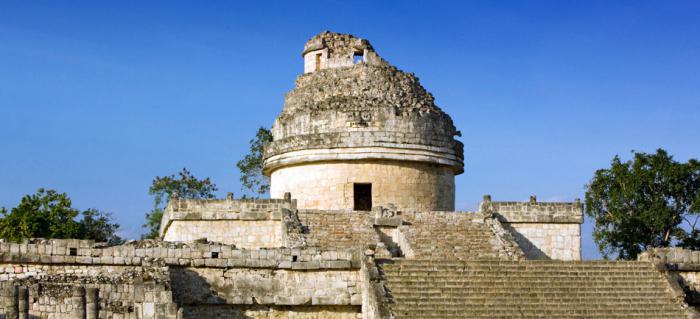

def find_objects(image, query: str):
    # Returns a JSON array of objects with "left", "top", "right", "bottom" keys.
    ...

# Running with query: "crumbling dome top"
[
  {"left": 263, "top": 31, "right": 464, "bottom": 175},
  {"left": 300, "top": 31, "right": 388, "bottom": 73}
]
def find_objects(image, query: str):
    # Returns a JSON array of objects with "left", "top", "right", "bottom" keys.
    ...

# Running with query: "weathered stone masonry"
[
  {"left": 159, "top": 198, "right": 299, "bottom": 248},
  {"left": 481, "top": 195, "right": 583, "bottom": 260},
  {"left": 3, "top": 31, "right": 698, "bottom": 319},
  {"left": 0, "top": 239, "right": 362, "bottom": 318}
]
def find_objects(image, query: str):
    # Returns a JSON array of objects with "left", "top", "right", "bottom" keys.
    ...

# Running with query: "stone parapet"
[
  {"left": 0, "top": 239, "right": 360, "bottom": 270},
  {"left": 159, "top": 197, "right": 297, "bottom": 246},
  {"left": 166, "top": 198, "right": 296, "bottom": 213},
  {"left": 481, "top": 196, "right": 583, "bottom": 224}
]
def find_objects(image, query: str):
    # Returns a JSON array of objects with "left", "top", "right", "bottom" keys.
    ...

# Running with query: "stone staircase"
[
  {"left": 298, "top": 211, "right": 380, "bottom": 248},
  {"left": 400, "top": 212, "right": 522, "bottom": 260},
  {"left": 379, "top": 259, "right": 692, "bottom": 318}
]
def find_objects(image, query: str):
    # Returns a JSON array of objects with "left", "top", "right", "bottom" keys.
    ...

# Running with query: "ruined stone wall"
[
  {"left": 302, "top": 32, "right": 386, "bottom": 74},
  {"left": 481, "top": 197, "right": 583, "bottom": 261},
  {"left": 265, "top": 64, "right": 463, "bottom": 169},
  {"left": 0, "top": 239, "right": 362, "bottom": 319},
  {"left": 0, "top": 263, "right": 176, "bottom": 319}
]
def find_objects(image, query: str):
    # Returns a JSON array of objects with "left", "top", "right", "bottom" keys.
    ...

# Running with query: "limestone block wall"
[
  {"left": 183, "top": 305, "right": 361, "bottom": 319},
  {"left": 163, "top": 220, "right": 283, "bottom": 248},
  {"left": 502, "top": 223, "right": 581, "bottom": 260},
  {"left": 481, "top": 196, "right": 584, "bottom": 261},
  {"left": 270, "top": 160, "right": 455, "bottom": 211},
  {"left": 171, "top": 267, "right": 361, "bottom": 306},
  {"left": 159, "top": 198, "right": 297, "bottom": 247}
]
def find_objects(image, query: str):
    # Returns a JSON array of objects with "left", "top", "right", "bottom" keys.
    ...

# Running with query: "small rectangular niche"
[
  {"left": 69, "top": 248, "right": 77, "bottom": 256},
  {"left": 354, "top": 183, "right": 372, "bottom": 211}
]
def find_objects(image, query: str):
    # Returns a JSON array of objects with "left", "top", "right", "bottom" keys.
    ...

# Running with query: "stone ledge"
[
  {"left": 0, "top": 240, "right": 361, "bottom": 270},
  {"left": 263, "top": 145, "right": 463, "bottom": 175},
  {"left": 159, "top": 198, "right": 296, "bottom": 238}
]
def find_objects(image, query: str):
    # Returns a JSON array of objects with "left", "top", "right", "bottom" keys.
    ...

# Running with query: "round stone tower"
[{"left": 263, "top": 31, "right": 464, "bottom": 211}]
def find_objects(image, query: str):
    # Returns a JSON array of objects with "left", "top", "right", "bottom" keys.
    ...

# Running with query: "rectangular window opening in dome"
[
  {"left": 354, "top": 183, "right": 372, "bottom": 211},
  {"left": 315, "top": 53, "right": 322, "bottom": 71},
  {"left": 353, "top": 51, "right": 363, "bottom": 64}
]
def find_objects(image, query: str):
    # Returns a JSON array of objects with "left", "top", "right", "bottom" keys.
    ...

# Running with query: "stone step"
[
  {"left": 379, "top": 259, "right": 690, "bottom": 319},
  {"left": 383, "top": 262, "right": 656, "bottom": 266},
  {"left": 385, "top": 273, "right": 662, "bottom": 278},
  {"left": 389, "top": 290, "right": 671, "bottom": 296},
  {"left": 388, "top": 310, "right": 688, "bottom": 319}
]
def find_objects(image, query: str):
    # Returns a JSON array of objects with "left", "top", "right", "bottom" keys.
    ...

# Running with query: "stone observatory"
[
  {"left": 3, "top": 31, "right": 699, "bottom": 319},
  {"left": 263, "top": 31, "right": 464, "bottom": 212}
]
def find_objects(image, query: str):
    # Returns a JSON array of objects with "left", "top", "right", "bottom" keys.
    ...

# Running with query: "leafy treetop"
[
  {"left": 585, "top": 149, "right": 700, "bottom": 259},
  {"left": 236, "top": 127, "right": 272, "bottom": 196},
  {"left": 141, "top": 168, "right": 218, "bottom": 239},
  {"left": 0, "top": 188, "right": 123, "bottom": 245}
]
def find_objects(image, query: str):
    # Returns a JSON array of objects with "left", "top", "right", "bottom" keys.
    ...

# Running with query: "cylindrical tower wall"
[
  {"left": 270, "top": 160, "right": 455, "bottom": 211},
  {"left": 264, "top": 32, "right": 464, "bottom": 212}
]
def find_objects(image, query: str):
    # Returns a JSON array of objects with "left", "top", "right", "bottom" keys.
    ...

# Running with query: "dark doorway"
[{"left": 354, "top": 183, "right": 372, "bottom": 211}]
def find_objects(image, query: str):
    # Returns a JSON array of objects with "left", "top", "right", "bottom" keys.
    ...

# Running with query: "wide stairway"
[{"left": 379, "top": 259, "right": 691, "bottom": 318}]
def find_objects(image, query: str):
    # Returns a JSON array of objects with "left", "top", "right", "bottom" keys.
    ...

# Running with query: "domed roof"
[{"left": 263, "top": 32, "right": 464, "bottom": 175}]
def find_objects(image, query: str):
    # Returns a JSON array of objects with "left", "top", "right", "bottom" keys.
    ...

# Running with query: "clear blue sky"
[{"left": 1, "top": 1, "right": 698, "bottom": 259}]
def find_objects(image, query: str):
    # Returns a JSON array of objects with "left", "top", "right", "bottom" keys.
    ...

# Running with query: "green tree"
[
  {"left": 142, "top": 168, "right": 218, "bottom": 239},
  {"left": 236, "top": 127, "right": 272, "bottom": 196},
  {"left": 0, "top": 188, "right": 123, "bottom": 244},
  {"left": 79, "top": 208, "right": 124, "bottom": 245},
  {"left": 585, "top": 149, "right": 700, "bottom": 259}
]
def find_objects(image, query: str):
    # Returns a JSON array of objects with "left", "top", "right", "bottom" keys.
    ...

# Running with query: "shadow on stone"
[{"left": 501, "top": 223, "right": 550, "bottom": 260}]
